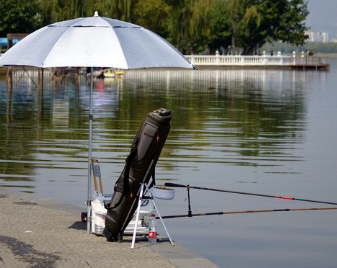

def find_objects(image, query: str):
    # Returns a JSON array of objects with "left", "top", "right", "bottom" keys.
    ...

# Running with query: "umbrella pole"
[{"left": 87, "top": 67, "right": 94, "bottom": 234}]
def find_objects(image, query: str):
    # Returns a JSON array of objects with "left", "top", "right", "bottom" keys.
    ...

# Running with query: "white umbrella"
[
  {"left": 0, "top": 11, "right": 193, "bottom": 69},
  {"left": 0, "top": 11, "right": 195, "bottom": 233}
]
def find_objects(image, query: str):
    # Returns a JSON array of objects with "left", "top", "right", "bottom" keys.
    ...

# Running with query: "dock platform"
[{"left": 185, "top": 55, "right": 329, "bottom": 70}]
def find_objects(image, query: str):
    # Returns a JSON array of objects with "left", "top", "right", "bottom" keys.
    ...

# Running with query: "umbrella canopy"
[
  {"left": 0, "top": 11, "right": 194, "bottom": 234},
  {"left": 0, "top": 12, "right": 194, "bottom": 69}
]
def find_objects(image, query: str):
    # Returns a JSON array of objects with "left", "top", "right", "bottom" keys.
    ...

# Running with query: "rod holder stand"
[{"left": 187, "top": 185, "right": 192, "bottom": 217}]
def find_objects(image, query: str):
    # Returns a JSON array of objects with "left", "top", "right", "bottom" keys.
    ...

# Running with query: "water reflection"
[
  {"left": 0, "top": 68, "right": 312, "bottom": 188},
  {"left": 122, "top": 69, "right": 308, "bottom": 169}
]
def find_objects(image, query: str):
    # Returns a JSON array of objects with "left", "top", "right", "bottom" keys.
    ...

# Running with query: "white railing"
[
  {"left": 185, "top": 54, "right": 328, "bottom": 67},
  {"left": 186, "top": 54, "right": 291, "bottom": 66}
]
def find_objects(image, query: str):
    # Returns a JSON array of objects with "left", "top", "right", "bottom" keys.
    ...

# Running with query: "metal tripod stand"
[{"left": 131, "top": 183, "right": 174, "bottom": 249}]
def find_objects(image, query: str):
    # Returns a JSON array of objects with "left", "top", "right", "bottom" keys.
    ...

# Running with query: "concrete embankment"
[{"left": 0, "top": 187, "right": 218, "bottom": 268}]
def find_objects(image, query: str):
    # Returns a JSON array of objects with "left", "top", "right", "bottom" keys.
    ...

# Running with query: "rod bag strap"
[
  {"left": 148, "top": 168, "right": 156, "bottom": 189},
  {"left": 123, "top": 137, "right": 138, "bottom": 195},
  {"left": 106, "top": 137, "right": 138, "bottom": 211}
]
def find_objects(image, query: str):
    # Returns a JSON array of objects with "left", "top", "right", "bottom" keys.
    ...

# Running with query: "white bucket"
[
  {"left": 93, "top": 210, "right": 105, "bottom": 235},
  {"left": 152, "top": 186, "right": 175, "bottom": 200},
  {"left": 91, "top": 194, "right": 108, "bottom": 235}
]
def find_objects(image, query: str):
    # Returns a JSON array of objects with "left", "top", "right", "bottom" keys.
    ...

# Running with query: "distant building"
[
  {"left": 306, "top": 31, "right": 330, "bottom": 43},
  {"left": 322, "top": 32, "right": 329, "bottom": 43}
]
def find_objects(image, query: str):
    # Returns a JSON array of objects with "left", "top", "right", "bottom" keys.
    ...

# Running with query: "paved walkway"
[{"left": 0, "top": 188, "right": 219, "bottom": 268}]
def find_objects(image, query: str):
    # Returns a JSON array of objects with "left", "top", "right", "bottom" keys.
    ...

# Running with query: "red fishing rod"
[
  {"left": 165, "top": 182, "right": 337, "bottom": 206},
  {"left": 159, "top": 207, "right": 337, "bottom": 219}
]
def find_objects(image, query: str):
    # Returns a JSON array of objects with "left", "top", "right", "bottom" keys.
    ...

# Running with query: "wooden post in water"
[
  {"left": 5, "top": 67, "right": 10, "bottom": 125},
  {"left": 38, "top": 68, "right": 41, "bottom": 102},
  {"left": 10, "top": 67, "right": 13, "bottom": 105},
  {"left": 6, "top": 67, "right": 10, "bottom": 119},
  {"left": 41, "top": 68, "right": 44, "bottom": 102},
  {"left": 6, "top": 66, "right": 14, "bottom": 101},
  {"left": 6, "top": 67, "right": 9, "bottom": 101}
]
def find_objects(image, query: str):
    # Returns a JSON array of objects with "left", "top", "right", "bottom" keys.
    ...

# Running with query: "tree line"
[
  {"left": 262, "top": 42, "right": 337, "bottom": 55},
  {"left": 0, "top": 0, "right": 309, "bottom": 55}
]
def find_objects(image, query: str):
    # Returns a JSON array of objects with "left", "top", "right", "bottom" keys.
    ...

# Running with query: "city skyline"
[
  {"left": 306, "top": 30, "right": 331, "bottom": 42},
  {"left": 306, "top": 0, "right": 337, "bottom": 38}
]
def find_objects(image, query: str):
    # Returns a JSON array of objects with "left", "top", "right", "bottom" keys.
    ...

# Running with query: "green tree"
[
  {"left": 0, "top": 0, "right": 41, "bottom": 35},
  {"left": 188, "top": 0, "right": 213, "bottom": 53},
  {"left": 273, "top": 0, "right": 309, "bottom": 45},
  {"left": 228, "top": 0, "right": 261, "bottom": 54},
  {"left": 211, "top": 0, "right": 309, "bottom": 55},
  {"left": 209, "top": 0, "right": 231, "bottom": 53},
  {"left": 166, "top": 0, "right": 213, "bottom": 54},
  {"left": 94, "top": 0, "right": 133, "bottom": 21},
  {"left": 40, "top": 0, "right": 95, "bottom": 26},
  {"left": 133, "top": 0, "right": 171, "bottom": 38}
]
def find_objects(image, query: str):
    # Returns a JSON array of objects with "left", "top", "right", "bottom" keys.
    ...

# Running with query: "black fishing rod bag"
[{"left": 103, "top": 108, "right": 172, "bottom": 241}]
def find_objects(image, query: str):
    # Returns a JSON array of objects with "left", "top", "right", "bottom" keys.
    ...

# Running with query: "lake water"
[{"left": 1, "top": 61, "right": 337, "bottom": 268}]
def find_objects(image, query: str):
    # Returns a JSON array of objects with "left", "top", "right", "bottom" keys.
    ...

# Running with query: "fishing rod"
[
  {"left": 159, "top": 207, "right": 337, "bottom": 219},
  {"left": 165, "top": 182, "right": 337, "bottom": 206}
]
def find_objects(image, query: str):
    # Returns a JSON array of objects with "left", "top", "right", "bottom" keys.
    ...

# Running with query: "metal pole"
[
  {"left": 87, "top": 67, "right": 94, "bottom": 234},
  {"left": 131, "top": 183, "right": 145, "bottom": 249}
]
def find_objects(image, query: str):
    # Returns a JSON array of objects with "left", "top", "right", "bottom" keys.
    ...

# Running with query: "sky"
[{"left": 305, "top": 0, "right": 337, "bottom": 38}]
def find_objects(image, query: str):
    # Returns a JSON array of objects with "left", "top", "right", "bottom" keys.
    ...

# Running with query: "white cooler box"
[{"left": 91, "top": 193, "right": 154, "bottom": 236}]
